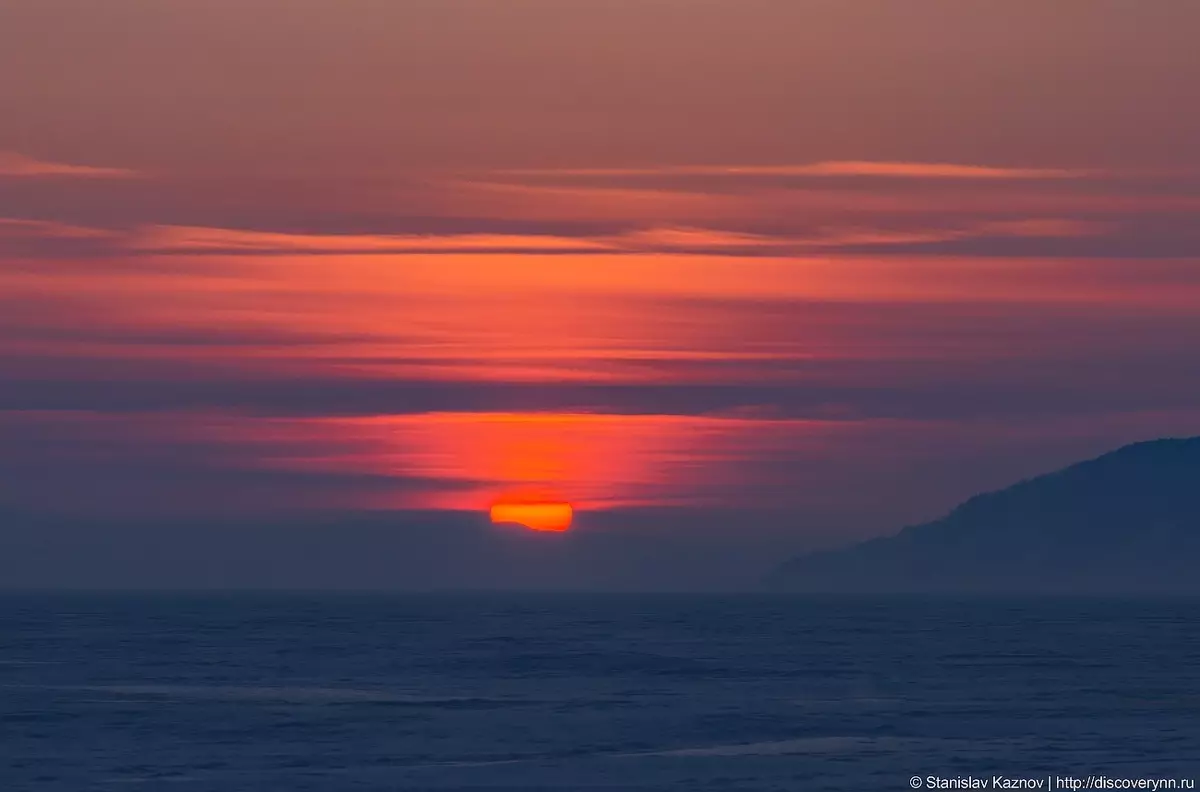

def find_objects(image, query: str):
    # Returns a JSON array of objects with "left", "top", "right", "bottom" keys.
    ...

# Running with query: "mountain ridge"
[{"left": 767, "top": 437, "right": 1200, "bottom": 593}]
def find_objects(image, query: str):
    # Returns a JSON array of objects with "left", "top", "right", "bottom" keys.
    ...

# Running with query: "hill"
[{"left": 768, "top": 438, "right": 1200, "bottom": 593}]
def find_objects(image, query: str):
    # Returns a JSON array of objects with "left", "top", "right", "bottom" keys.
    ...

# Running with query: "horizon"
[{"left": 4, "top": 433, "right": 1197, "bottom": 591}]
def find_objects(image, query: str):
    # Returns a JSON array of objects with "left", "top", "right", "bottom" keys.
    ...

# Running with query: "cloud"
[
  {"left": 0, "top": 151, "right": 142, "bottom": 180},
  {"left": 607, "top": 219, "right": 1106, "bottom": 256},
  {"left": 0, "top": 217, "right": 118, "bottom": 241},
  {"left": 129, "top": 225, "right": 611, "bottom": 256},
  {"left": 0, "top": 217, "right": 125, "bottom": 258},
  {"left": 497, "top": 161, "right": 1093, "bottom": 181},
  {"left": 97, "top": 217, "right": 1107, "bottom": 259},
  {"left": 4, "top": 159, "right": 1197, "bottom": 263},
  {"left": 0, "top": 211, "right": 1126, "bottom": 263},
  {"left": 774, "top": 162, "right": 1092, "bottom": 180},
  {"left": 429, "top": 175, "right": 1196, "bottom": 241},
  {"left": 7, "top": 289, "right": 1200, "bottom": 424}
]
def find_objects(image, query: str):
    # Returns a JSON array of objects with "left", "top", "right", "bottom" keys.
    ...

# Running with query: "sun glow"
[{"left": 489, "top": 500, "right": 575, "bottom": 532}]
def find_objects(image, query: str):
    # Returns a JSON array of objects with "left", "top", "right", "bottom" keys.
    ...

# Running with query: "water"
[{"left": 3, "top": 593, "right": 1199, "bottom": 791}]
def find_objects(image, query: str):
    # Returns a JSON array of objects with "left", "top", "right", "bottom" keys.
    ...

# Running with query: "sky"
[{"left": 2, "top": 0, "right": 1200, "bottom": 588}]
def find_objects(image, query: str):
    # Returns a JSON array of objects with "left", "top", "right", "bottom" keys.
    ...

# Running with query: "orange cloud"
[
  {"left": 251, "top": 411, "right": 853, "bottom": 511},
  {"left": 0, "top": 151, "right": 142, "bottom": 179},
  {"left": 12, "top": 238, "right": 1197, "bottom": 406}
]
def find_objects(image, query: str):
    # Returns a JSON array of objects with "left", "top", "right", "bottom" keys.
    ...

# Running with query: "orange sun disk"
[{"left": 489, "top": 501, "right": 574, "bottom": 532}]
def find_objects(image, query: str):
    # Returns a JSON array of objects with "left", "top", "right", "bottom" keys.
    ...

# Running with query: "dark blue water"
[{"left": 3, "top": 594, "right": 1199, "bottom": 791}]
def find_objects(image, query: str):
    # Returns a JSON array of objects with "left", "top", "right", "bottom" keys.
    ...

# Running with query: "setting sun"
[{"left": 489, "top": 501, "right": 575, "bottom": 532}]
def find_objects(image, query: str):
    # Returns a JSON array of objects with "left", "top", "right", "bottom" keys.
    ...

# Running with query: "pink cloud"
[
  {"left": 497, "top": 161, "right": 1093, "bottom": 180},
  {"left": 0, "top": 217, "right": 119, "bottom": 240},
  {"left": 131, "top": 225, "right": 609, "bottom": 255},
  {"left": 0, "top": 151, "right": 142, "bottom": 179}
]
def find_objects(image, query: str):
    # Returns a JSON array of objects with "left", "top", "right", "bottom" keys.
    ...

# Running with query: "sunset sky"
[{"left": 3, "top": 1, "right": 1200, "bottom": 588}]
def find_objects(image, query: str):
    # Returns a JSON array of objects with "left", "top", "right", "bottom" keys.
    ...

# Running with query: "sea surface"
[{"left": 3, "top": 593, "right": 1199, "bottom": 791}]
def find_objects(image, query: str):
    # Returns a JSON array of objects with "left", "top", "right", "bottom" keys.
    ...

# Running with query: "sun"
[{"left": 489, "top": 500, "right": 574, "bottom": 532}]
